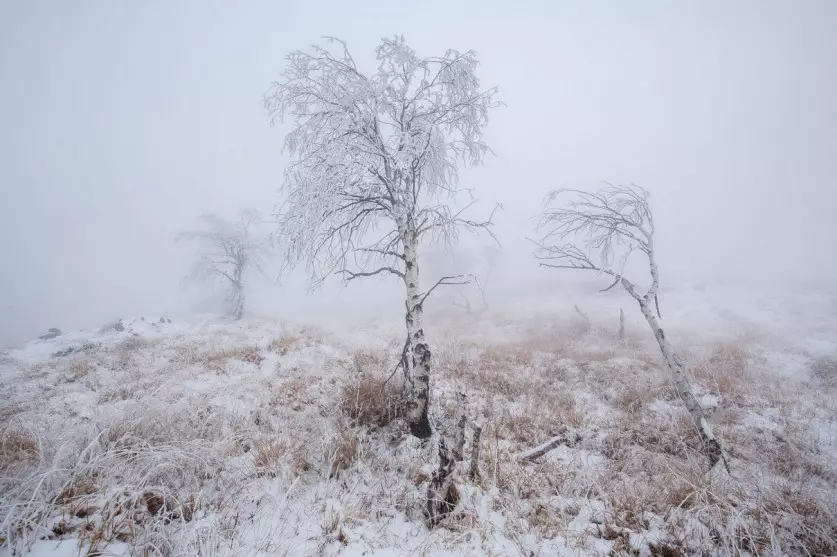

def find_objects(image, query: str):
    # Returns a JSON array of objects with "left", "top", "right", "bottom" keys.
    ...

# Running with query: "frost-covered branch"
[
  {"left": 266, "top": 36, "right": 501, "bottom": 286},
  {"left": 266, "top": 36, "right": 502, "bottom": 439},
  {"left": 340, "top": 266, "right": 405, "bottom": 281},
  {"left": 417, "top": 201, "right": 502, "bottom": 249},
  {"left": 418, "top": 274, "right": 472, "bottom": 307},
  {"left": 533, "top": 183, "right": 654, "bottom": 302}
]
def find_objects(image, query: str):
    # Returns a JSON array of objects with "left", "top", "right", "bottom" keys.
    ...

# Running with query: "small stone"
[{"left": 39, "top": 328, "right": 62, "bottom": 340}]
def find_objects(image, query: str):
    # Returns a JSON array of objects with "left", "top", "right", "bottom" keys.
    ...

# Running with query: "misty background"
[{"left": 1, "top": 0, "right": 835, "bottom": 346}]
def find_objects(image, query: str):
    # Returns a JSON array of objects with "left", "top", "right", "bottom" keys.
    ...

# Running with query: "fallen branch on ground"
[{"left": 517, "top": 430, "right": 582, "bottom": 462}]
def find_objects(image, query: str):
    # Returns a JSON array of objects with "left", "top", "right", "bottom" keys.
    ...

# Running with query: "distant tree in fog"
[
  {"left": 264, "top": 36, "right": 501, "bottom": 439},
  {"left": 453, "top": 244, "right": 501, "bottom": 316},
  {"left": 532, "top": 183, "right": 730, "bottom": 472},
  {"left": 177, "top": 210, "right": 269, "bottom": 320}
]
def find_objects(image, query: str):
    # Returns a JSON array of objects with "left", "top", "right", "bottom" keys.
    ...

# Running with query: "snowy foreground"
[{"left": 1, "top": 288, "right": 836, "bottom": 556}]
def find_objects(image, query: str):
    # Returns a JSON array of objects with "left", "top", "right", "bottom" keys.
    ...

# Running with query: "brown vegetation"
[{"left": 340, "top": 375, "right": 402, "bottom": 429}]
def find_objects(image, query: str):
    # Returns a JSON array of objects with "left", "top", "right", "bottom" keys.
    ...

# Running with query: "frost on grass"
[{"left": 0, "top": 305, "right": 836, "bottom": 556}]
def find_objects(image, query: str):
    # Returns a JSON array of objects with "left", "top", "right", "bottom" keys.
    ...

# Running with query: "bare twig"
[{"left": 418, "top": 274, "right": 472, "bottom": 307}]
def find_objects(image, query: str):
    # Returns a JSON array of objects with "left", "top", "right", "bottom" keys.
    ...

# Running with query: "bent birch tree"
[
  {"left": 177, "top": 210, "right": 269, "bottom": 320},
  {"left": 533, "top": 183, "right": 729, "bottom": 471},
  {"left": 265, "top": 36, "right": 501, "bottom": 438}
]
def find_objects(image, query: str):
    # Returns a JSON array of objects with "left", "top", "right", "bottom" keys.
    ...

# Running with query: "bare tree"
[
  {"left": 533, "top": 183, "right": 729, "bottom": 471},
  {"left": 451, "top": 244, "right": 500, "bottom": 316},
  {"left": 177, "top": 210, "right": 269, "bottom": 320},
  {"left": 265, "top": 36, "right": 501, "bottom": 438}
]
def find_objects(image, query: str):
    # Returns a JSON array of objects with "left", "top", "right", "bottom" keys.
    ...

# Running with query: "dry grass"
[
  {"left": 116, "top": 336, "right": 152, "bottom": 352},
  {"left": 168, "top": 340, "right": 203, "bottom": 365},
  {"left": 203, "top": 344, "right": 264, "bottom": 369},
  {"left": 112, "top": 336, "right": 153, "bottom": 370},
  {"left": 0, "top": 427, "right": 39, "bottom": 470},
  {"left": 690, "top": 337, "right": 752, "bottom": 398},
  {"left": 2, "top": 311, "right": 834, "bottom": 556},
  {"left": 494, "top": 392, "right": 585, "bottom": 448},
  {"left": 67, "top": 356, "right": 95, "bottom": 382},
  {"left": 809, "top": 355, "right": 837, "bottom": 385},
  {"left": 327, "top": 430, "right": 359, "bottom": 478},
  {"left": 98, "top": 385, "right": 136, "bottom": 403},
  {"left": 55, "top": 474, "right": 98, "bottom": 504},
  {"left": 445, "top": 344, "right": 539, "bottom": 397},
  {"left": 613, "top": 384, "right": 663, "bottom": 414},
  {"left": 267, "top": 335, "right": 301, "bottom": 355},
  {"left": 350, "top": 348, "right": 389, "bottom": 373},
  {"left": 270, "top": 377, "right": 310, "bottom": 409},
  {"left": 602, "top": 411, "right": 699, "bottom": 463},
  {"left": 340, "top": 375, "right": 402, "bottom": 429},
  {"left": 267, "top": 326, "right": 327, "bottom": 356},
  {"left": 253, "top": 439, "right": 284, "bottom": 477}
]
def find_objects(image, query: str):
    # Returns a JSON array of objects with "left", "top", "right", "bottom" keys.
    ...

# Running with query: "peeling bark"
[
  {"left": 425, "top": 439, "right": 459, "bottom": 527},
  {"left": 403, "top": 233, "right": 432, "bottom": 439}
]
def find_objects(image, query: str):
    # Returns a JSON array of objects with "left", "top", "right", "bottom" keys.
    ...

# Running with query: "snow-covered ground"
[{"left": 1, "top": 283, "right": 836, "bottom": 556}]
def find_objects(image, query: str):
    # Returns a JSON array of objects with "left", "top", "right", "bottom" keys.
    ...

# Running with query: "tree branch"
[
  {"left": 417, "top": 274, "right": 472, "bottom": 307},
  {"left": 356, "top": 247, "right": 406, "bottom": 261},
  {"left": 341, "top": 266, "right": 405, "bottom": 281},
  {"left": 518, "top": 430, "right": 582, "bottom": 462}
]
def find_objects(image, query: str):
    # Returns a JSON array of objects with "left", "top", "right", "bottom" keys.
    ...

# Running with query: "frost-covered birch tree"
[
  {"left": 265, "top": 36, "right": 501, "bottom": 438},
  {"left": 533, "top": 184, "right": 729, "bottom": 471},
  {"left": 177, "top": 210, "right": 269, "bottom": 320}
]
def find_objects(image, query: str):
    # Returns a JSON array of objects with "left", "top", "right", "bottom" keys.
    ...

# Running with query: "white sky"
[{"left": 1, "top": 0, "right": 836, "bottom": 344}]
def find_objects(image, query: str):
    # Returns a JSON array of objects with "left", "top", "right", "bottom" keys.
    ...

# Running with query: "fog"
[{"left": 2, "top": 0, "right": 836, "bottom": 346}]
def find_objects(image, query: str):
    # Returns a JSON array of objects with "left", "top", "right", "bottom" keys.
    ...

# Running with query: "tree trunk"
[
  {"left": 230, "top": 283, "right": 244, "bottom": 320},
  {"left": 452, "top": 392, "right": 467, "bottom": 462},
  {"left": 403, "top": 235, "right": 432, "bottom": 439},
  {"left": 425, "top": 439, "right": 459, "bottom": 527},
  {"left": 574, "top": 305, "right": 591, "bottom": 333},
  {"left": 469, "top": 423, "right": 482, "bottom": 481},
  {"left": 637, "top": 299, "right": 728, "bottom": 470}
]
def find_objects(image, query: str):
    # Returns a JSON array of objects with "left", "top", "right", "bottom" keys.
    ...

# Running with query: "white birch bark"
[
  {"left": 534, "top": 184, "right": 730, "bottom": 471},
  {"left": 403, "top": 231, "right": 432, "bottom": 438},
  {"left": 636, "top": 295, "right": 727, "bottom": 469}
]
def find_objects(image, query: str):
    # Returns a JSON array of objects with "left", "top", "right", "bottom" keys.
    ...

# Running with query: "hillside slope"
[{"left": 1, "top": 293, "right": 836, "bottom": 556}]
